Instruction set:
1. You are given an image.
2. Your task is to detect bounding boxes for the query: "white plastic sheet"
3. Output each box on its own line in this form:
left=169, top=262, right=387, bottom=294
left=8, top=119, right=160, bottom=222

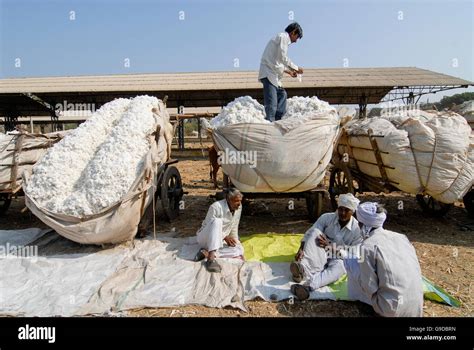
left=0, top=233, right=336, bottom=317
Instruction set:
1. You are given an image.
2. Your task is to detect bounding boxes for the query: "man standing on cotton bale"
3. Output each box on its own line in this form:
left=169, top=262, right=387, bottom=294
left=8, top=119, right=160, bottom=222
left=290, top=193, right=362, bottom=300
left=193, top=188, right=244, bottom=273
left=258, top=22, right=304, bottom=121
left=340, top=202, right=423, bottom=317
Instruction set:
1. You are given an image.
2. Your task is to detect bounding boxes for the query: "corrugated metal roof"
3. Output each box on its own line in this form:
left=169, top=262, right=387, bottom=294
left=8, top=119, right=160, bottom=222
left=0, top=67, right=471, bottom=93
left=0, top=67, right=472, bottom=116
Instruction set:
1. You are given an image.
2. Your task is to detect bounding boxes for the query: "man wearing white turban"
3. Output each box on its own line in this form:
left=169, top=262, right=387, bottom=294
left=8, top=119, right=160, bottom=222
left=341, top=202, right=423, bottom=317
left=290, top=193, right=363, bottom=300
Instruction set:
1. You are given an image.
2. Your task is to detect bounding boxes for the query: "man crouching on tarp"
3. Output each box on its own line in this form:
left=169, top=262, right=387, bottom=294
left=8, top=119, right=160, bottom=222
left=193, top=188, right=244, bottom=273
left=290, top=193, right=362, bottom=299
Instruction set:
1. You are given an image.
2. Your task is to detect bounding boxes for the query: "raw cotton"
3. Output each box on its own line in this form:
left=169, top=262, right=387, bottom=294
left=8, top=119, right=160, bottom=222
left=25, top=96, right=163, bottom=217
left=209, top=96, right=269, bottom=128
left=276, top=96, right=338, bottom=132
left=209, top=95, right=338, bottom=132
left=341, top=110, right=473, bottom=203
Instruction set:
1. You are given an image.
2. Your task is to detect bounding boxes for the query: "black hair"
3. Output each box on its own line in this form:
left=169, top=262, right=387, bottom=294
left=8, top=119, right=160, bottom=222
left=375, top=203, right=387, bottom=214
left=285, top=22, right=303, bottom=39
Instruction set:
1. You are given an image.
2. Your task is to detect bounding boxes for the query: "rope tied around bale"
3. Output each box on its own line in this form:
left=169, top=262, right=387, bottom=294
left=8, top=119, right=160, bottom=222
left=407, top=130, right=438, bottom=196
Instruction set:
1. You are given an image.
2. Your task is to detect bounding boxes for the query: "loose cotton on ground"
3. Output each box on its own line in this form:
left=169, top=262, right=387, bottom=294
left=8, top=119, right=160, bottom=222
left=24, top=96, right=172, bottom=245
left=339, top=110, right=473, bottom=203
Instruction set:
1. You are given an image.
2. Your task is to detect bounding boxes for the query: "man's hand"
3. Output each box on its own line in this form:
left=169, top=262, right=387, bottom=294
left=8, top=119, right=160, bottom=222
left=317, top=234, right=330, bottom=248
left=224, top=236, right=238, bottom=247
left=295, top=248, right=304, bottom=261
left=285, top=70, right=297, bottom=78
left=297, top=67, right=304, bottom=74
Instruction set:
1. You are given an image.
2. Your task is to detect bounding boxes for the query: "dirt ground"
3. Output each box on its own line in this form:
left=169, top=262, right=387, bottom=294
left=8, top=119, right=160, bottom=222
left=1, top=145, right=473, bottom=317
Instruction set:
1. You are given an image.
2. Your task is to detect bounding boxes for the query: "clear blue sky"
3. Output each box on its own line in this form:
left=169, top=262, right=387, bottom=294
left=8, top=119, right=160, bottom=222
left=1, top=0, right=473, bottom=101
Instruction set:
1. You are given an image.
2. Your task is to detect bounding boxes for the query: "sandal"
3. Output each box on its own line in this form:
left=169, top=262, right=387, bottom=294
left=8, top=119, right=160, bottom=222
left=290, top=284, right=310, bottom=301
left=205, top=259, right=222, bottom=273
left=290, top=262, right=304, bottom=283
left=194, top=249, right=206, bottom=262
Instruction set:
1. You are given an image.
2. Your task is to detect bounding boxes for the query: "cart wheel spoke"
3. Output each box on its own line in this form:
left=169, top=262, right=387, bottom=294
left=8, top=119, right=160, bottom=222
left=0, top=195, right=12, bottom=216
left=463, top=190, right=474, bottom=217
left=416, top=194, right=451, bottom=217
left=160, top=166, right=183, bottom=221
left=329, top=167, right=355, bottom=210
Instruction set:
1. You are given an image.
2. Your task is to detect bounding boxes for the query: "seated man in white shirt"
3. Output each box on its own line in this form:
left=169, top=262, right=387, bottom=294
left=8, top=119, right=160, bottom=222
left=194, top=188, right=244, bottom=273
left=340, top=202, right=424, bottom=317
left=290, top=193, right=362, bottom=300
left=258, top=22, right=304, bottom=121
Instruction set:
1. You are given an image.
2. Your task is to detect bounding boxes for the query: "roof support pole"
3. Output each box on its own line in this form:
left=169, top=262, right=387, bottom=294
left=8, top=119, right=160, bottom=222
left=50, top=105, right=60, bottom=132
left=177, top=102, right=185, bottom=151
left=4, top=114, right=19, bottom=132
left=405, top=91, right=415, bottom=105
left=359, top=94, right=368, bottom=118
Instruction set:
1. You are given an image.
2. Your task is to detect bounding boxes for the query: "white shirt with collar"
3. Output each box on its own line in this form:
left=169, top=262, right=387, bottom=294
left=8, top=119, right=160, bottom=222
left=302, top=212, right=363, bottom=246
left=197, top=199, right=242, bottom=241
left=258, top=32, right=299, bottom=88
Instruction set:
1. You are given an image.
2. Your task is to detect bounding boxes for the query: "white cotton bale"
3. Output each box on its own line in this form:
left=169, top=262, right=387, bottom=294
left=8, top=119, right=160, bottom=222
left=23, top=96, right=172, bottom=245
left=340, top=111, right=473, bottom=203
left=25, top=96, right=170, bottom=216
left=210, top=96, right=341, bottom=192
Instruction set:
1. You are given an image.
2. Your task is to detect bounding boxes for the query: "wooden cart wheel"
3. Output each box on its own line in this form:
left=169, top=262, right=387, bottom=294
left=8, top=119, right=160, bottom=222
left=329, top=167, right=356, bottom=210
left=416, top=194, right=452, bottom=217
left=306, top=192, right=323, bottom=222
left=160, top=166, right=183, bottom=221
left=0, top=194, right=11, bottom=216
left=463, top=189, right=474, bottom=218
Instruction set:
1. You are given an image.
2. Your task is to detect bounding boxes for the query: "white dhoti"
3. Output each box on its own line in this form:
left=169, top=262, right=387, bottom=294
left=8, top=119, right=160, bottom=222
left=300, top=229, right=346, bottom=290
left=196, top=217, right=244, bottom=258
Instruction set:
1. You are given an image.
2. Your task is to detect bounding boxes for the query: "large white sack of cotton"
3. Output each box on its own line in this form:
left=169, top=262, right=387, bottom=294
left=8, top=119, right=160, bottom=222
left=340, top=110, right=473, bottom=203
left=23, top=95, right=172, bottom=245
left=210, top=96, right=342, bottom=192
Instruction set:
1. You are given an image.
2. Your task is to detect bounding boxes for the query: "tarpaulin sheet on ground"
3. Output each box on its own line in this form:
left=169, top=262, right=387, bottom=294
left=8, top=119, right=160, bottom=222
left=0, top=230, right=459, bottom=316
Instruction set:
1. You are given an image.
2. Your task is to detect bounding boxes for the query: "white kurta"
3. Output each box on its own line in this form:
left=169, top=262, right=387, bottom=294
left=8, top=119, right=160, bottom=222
left=258, top=32, right=299, bottom=88
left=300, top=212, right=363, bottom=290
left=343, top=227, right=424, bottom=317
left=196, top=199, right=243, bottom=258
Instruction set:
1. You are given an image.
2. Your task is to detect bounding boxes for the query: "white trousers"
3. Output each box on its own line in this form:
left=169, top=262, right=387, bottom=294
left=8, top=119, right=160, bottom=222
left=196, top=218, right=244, bottom=258
left=300, top=229, right=346, bottom=290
